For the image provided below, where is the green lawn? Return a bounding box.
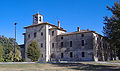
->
[0,62,120,71]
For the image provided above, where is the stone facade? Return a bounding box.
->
[23,12,116,62]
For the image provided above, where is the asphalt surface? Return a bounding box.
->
[0,61,120,65]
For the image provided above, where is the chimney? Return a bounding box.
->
[77,27,80,31]
[58,20,60,28]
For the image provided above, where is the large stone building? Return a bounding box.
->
[23,12,116,62]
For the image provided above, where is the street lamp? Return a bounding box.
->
[14,22,17,62]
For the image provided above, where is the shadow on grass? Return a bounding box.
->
[52,63,120,70]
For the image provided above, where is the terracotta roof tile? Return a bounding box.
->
[59,30,103,37]
[24,22,66,32]
[24,22,55,28]
[49,27,67,32]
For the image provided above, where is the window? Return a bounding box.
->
[51,53,54,58]
[61,42,63,47]
[52,31,54,36]
[82,40,84,46]
[70,41,72,47]
[61,53,63,58]
[61,36,63,39]
[34,32,37,38]
[28,34,30,38]
[70,52,73,58]
[39,17,41,21]
[41,43,43,47]
[82,52,85,57]
[52,43,54,48]
[35,17,38,21]
[81,34,84,37]
[42,54,43,58]
[41,32,43,36]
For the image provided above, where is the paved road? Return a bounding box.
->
[96,61,120,65]
[0,62,36,64]
[0,61,120,65]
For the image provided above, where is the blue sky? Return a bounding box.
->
[0,0,116,44]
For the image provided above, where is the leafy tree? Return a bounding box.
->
[103,1,120,59]
[27,41,41,61]
[8,49,22,62]
[0,35,22,62]
[0,45,3,57]
[0,45,4,61]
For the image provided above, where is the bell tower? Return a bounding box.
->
[33,11,43,24]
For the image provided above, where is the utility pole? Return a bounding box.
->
[14,22,17,62]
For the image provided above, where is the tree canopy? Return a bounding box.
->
[103,1,120,59]
[27,41,41,61]
[0,35,22,62]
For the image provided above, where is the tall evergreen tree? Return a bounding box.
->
[103,1,120,59]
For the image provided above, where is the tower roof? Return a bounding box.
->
[32,12,43,16]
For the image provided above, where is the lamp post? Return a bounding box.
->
[14,22,17,62]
